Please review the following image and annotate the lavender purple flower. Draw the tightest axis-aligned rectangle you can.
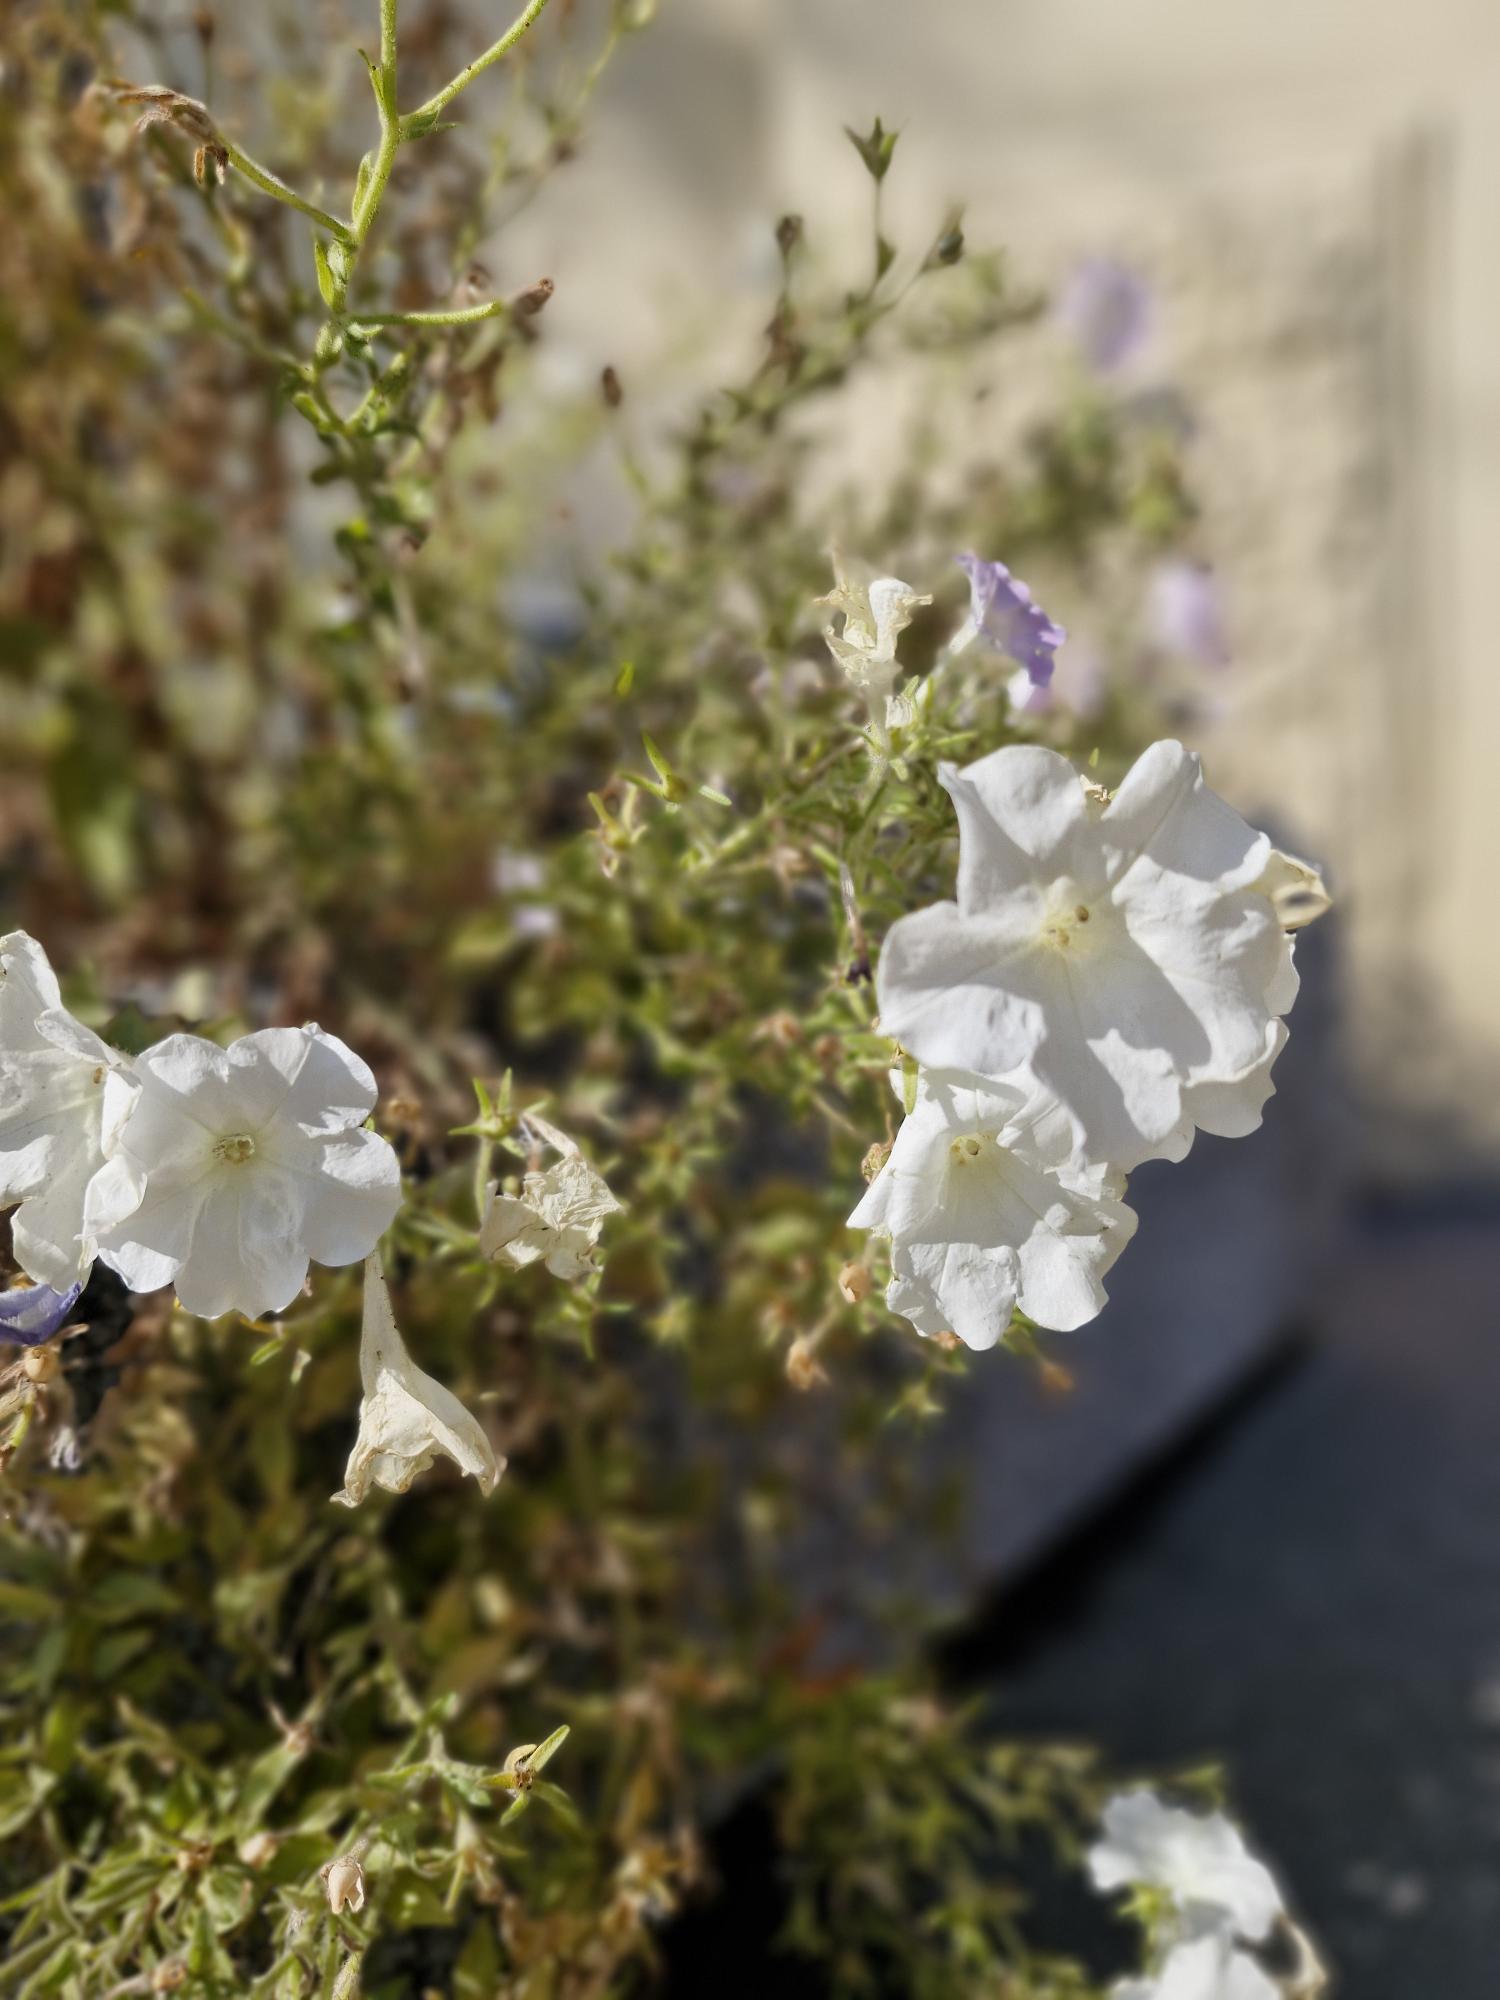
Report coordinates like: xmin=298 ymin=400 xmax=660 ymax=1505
xmin=1056 ymin=257 xmax=1152 ymax=376
xmin=1149 ymin=558 xmax=1231 ymax=669
xmin=957 ymin=554 xmax=1065 ymax=688
xmin=0 ymin=1279 xmax=82 ymax=1347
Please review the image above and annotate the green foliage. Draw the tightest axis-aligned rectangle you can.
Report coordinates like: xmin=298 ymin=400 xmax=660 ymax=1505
xmin=0 ymin=3 xmax=1207 ymax=1992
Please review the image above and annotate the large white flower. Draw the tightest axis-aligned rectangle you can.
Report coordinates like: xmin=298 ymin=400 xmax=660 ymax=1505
xmin=88 ymin=1025 xmax=402 ymax=1319
xmin=334 ymin=1255 xmax=501 ymax=1507
xmin=0 ymin=931 xmax=135 ymax=1292
xmin=1113 ymin=1936 xmax=1279 ymax=2000
xmin=849 ymin=1068 xmax=1136 ymax=1345
xmin=877 ymin=742 xmax=1316 ymax=1170
xmin=1090 ymin=1790 xmax=1285 ymax=1946
xmin=480 ymin=1119 xmax=622 ymax=1282
xmin=818 ymin=550 xmax=931 ymax=730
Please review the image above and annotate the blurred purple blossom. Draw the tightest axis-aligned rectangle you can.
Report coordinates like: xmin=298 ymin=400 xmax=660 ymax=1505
xmin=957 ymin=554 xmax=1065 ymax=687
xmin=1057 ymin=257 xmax=1152 ymax=376
xmin=0 ymin=1280 xmax=82 ymax=1347
xmin=1150 ymin=559 xmax=1231 ymax=669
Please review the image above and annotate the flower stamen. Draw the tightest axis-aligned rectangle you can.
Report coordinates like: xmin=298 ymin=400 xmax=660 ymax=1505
xmin=214 ymin=1133 xmax=256 ymax=1165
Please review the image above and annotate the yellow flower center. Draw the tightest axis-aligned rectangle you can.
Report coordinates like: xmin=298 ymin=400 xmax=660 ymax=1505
xmin=214 ymin=1133 xmax=256 ymax=1165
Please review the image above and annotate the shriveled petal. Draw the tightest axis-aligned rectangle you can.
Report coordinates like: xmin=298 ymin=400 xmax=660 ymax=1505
xmin=479 ymin=1148 xmax=621 ymax=1283
xmin=941 ymin=746 xmax=1096 ymax=908
xmin=1255 ymin=848 xmax=1330 ymax=932
xmin=335 ymin=1256 xmax=502 ymax=1506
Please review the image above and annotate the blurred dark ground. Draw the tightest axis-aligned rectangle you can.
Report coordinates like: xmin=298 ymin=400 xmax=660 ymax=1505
xmin=666 ymin=1198 xmax=1500 ymax=1996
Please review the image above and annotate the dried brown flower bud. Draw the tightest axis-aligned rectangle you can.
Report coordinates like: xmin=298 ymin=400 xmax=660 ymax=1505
xmin=21 ymin=1346 xmax=59 ymax=1384
xmin=776 ymin=214 xmax=804 ymax=258
xmin=514 ymin=278 xmax=555 ymax=317
xmin=151 ymin=1962 xmax=189 ymax=1994
xmin=837 ymin=1262 xmax=871 ymax=1306
xmin=601 ymin=365 xmax=624 ymax=409
xmin=503 ymin=1743 xmax=539 ymax=1790
xmin=932 ymin=1330 xmax=962 ymax=1353
xmin=861 ymin=1140 xmax=892 ymax=1183
xmin=785 ymin=1338 xmax=828 ymax=1391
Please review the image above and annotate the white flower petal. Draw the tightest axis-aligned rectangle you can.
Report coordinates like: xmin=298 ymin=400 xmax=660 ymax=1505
xmin=1102 ymin=740 xmax=1269 ymax=893
xmin=1090 ymin=1791 xmax=1285 ymax=1945
xmin=92 ymin=1026 xmax=401 ymax=1317
xmin=1112 ymin=1938 xmax=1280 ymax=2000
xmin=877 ymin=900 xmax=1052 ymax=1080
xmin=850 ymin=1068 xmax=1136 ymax=1341
xmin=941 ymin=746 xmax=1096 ymax=907
xmin=172 ymin=1173 xmax=311 ymax=1320
xmin=335 ymin=1255 xmax=502 ymax=1506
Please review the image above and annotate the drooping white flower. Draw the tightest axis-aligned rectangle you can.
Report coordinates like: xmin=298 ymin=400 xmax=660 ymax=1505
xmin=877 ymin=742 xmax=1322 ymax=1171
xmin=333 ymin=1254 xmax=501 ymax=1507
xmin=848 ymin=1069 xmax=1136 ymax=1345
xmin=88 ymin=1025 xmax=402 ymax=1319
xmin=480 ymin=1118 xmax=622 ymax=1282
xmin=817 ymin=550 xmax=931 ymax=731
xmin=1090 ymin=1790 xmax=1285 ymax=1946
xmin=1113 ymin=1936 xmax=1279 ymax=2000
xmin=0 ymin=931 xmax=136 ymax=1293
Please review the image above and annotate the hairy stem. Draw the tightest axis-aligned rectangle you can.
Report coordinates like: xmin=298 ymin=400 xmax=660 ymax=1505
xmin=351 ymin=0 xmax=401 ymax=243
xmin=399 ymin=0 xmax=553 ymax=134
xmin=222 ymin=138 xmax=355 ymax=245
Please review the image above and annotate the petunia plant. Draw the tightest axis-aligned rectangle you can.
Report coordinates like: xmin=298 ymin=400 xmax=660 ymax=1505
xmin=0 ymin=5 xmax=1330 ymax=1996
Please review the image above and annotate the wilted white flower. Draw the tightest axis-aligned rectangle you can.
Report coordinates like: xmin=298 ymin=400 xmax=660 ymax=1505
xmin=0 ymin=931 xmax=136 ymax=1293
xmin=480 ymin=1120 xmax=622 ymax=1281
xmin=817 ymin=549 xmax=931 ymax=731
xmin=320 ymin=1852 xmax=367 ymax=1914
xmin=849 ymin=1069 xmax=1135 ymax=1345
xmin=1113 ymin=1936 xmax=1279 ymax=2000
xmin=877 ymin=742 xmax=1321 ymax=1172
xmin=88 ymin=1026 xmax=402 ymax=1319
xmin=334 ymin=1255 xmax=502 ymax=1507
xmin=1090 ymin=1790 xmax=1285 ymax=1946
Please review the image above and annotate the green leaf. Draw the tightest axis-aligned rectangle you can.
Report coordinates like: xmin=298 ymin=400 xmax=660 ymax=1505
xmin=844 ymin=117 xmax=899 ymax=182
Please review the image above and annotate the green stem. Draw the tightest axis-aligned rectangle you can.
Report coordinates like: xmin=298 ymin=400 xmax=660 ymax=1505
xmin=399 ymin=0 xmax=553 ymax=133
xmin=222 ymin=138 xmax=355 ymax=246
xmin=351 ymin=0 xmax=401 ymax=243
xmin=346 ymin=300 xmax=509 ymax=328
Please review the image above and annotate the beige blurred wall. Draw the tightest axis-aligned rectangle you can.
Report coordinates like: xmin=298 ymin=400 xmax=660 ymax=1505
xmin=506 ymin=0 xmax=1500 ymax=1169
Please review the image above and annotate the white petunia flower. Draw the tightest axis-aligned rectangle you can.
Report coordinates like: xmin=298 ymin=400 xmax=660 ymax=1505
xmin=877 ymin=741 xmax=1321 ymax=1171
xmin=1090 ymin=1790 xmax=1285 ymax=1946
xmin=480 ymin=1119 xmax=622 ymax=1282
xmin=334 ymin=1255 xmax=501 ymax=1506
xmin=1113 ymin=1936 xmax=1279 ymax=2000
xmin=817 ymin=549 xmax=931 ymax=732
xmin=87 ymin=1025 xmax=402 ymax=1319
xmin=848 ymin=1068 xmax=1136 ymax=1345
xmin=0 ymin=931 xmax=136 ymax=1293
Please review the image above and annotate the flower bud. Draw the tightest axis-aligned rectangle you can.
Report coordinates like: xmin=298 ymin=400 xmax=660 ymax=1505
xmin=239 ymin=1831 xmax=279 ymax=1869
xmin=21 ymin=1346 xmax=59 ymax=1383
xmin=837 ymin=1262 xmax=871 ymax=1306
xmin=785 ymin=1338 xmax=828 ymax=1391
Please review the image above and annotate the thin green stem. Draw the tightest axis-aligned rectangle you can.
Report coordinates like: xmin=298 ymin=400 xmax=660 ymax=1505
xmin=346 ymin=300 xmax=510 ymax=328
xmin=351 ymin=0 xmax=401 ymax=244
xmin=223 ymin=139 xmax=355 ymax=245
xmin=399 ymin=0 xmax=553 ymax=133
